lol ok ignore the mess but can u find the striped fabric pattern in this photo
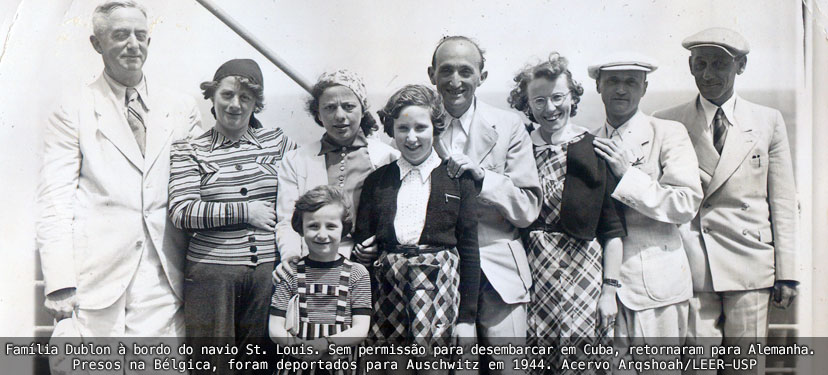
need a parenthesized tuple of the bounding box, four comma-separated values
(169, 126, 295, 265)
(270, 256, 372, 323)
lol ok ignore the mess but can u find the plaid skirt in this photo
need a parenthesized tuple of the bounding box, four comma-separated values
(368, 247, 460, 349)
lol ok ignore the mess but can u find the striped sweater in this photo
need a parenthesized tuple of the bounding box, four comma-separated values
(169, 126, 295, 265)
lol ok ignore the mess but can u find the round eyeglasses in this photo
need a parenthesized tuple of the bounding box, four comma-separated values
(530, 92, 571, 110)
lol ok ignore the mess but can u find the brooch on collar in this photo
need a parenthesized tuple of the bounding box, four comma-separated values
(631, 156, 645, 167)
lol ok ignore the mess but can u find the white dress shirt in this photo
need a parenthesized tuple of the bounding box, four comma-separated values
(603, 116, 633, 142)
(394, 151, 442, 245)
(698, 94, 737, 142)
(602, 111, 647, 165)
(103, 71, 150, 115)
(442, 99, 476, 154)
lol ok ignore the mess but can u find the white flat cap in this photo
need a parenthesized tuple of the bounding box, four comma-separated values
(587, 52, 658, 80)
(682, 27, 750, 57)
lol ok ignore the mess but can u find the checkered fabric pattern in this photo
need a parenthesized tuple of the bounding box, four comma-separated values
(525, 138, 611, 375)
(368, 247, 460, 349)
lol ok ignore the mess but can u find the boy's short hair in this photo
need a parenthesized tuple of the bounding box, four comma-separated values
(291, 185, 353, 237)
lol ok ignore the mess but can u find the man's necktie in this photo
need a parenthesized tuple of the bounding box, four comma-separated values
(713, 107, 728, 155)
(126, 87, 146, 156)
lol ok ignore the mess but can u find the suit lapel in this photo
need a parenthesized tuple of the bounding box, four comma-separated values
(142, 91, 174, 174)
(91, 77, 144, 171)
(685, 97, 719, 179)
(624, 113, 654, 165)
(466, 102, 498, 164)
(707, 99, 756, 195)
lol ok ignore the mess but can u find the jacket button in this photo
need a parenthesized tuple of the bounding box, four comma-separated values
(235, 164, 243, 171)
(240, 187, 248, 196)
(742, 229, 749, 235)
(741, 203, 749, 210)
(702, 227, 710, 234)
(250, 245, 257, 253)
(250, 255, 258, 263)
(249, 235, 256, 242)
(703, 203, 711, 209)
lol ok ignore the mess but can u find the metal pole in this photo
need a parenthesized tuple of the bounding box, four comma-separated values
(195, 0, 314, 94)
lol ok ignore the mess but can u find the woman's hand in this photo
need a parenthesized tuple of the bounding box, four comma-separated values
(248, 200, 276, 231)
(272, 256, 299, 284)
(597, 287, 618, 332)
(352, 236, 379, 264)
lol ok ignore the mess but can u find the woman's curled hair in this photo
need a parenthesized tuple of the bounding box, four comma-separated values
(508, 52, 584, 122)
(377, 84, 446, 137)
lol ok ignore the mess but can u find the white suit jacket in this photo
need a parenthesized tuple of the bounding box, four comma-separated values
(37, 74, 202, 309)
(275, 137, 399, 260)
(654, 95, 798, 291)
(450, 100, 542, 304)
(594, 111, 703, 310)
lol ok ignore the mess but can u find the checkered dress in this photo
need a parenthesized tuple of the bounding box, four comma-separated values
(525, 134, 610, 374)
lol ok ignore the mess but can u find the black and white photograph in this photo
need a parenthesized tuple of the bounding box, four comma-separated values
(1, 0, 827, 374)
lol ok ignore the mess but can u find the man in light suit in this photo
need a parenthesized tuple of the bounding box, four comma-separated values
(37, 1, 201, 337)
(426, 35, 542, 372)
(589, 55, 702, 367)
(654, 28, 798, 374)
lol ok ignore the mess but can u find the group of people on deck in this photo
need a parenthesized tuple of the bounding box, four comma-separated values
(37, 1, 799, 375)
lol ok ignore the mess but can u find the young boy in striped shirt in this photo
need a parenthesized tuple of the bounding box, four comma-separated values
(268, 185, 371, 371)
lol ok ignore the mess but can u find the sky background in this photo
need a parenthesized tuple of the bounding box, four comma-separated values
(0, 0, 807, 338)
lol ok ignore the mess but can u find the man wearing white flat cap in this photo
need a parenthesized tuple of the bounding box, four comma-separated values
(654, 27, 798, 374)
(589, 54, 702, 357)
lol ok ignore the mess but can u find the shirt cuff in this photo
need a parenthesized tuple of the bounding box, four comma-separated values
(351, 308, 372, 316)
(237, 202, 249, 225)
(610, 166, 649, 207)
(269, 306, 286, 317)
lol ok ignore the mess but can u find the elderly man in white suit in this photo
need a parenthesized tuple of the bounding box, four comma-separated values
(654, 28, 798, 375)
(589, 55, 702, 371)
(37, 0, 201, 337)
